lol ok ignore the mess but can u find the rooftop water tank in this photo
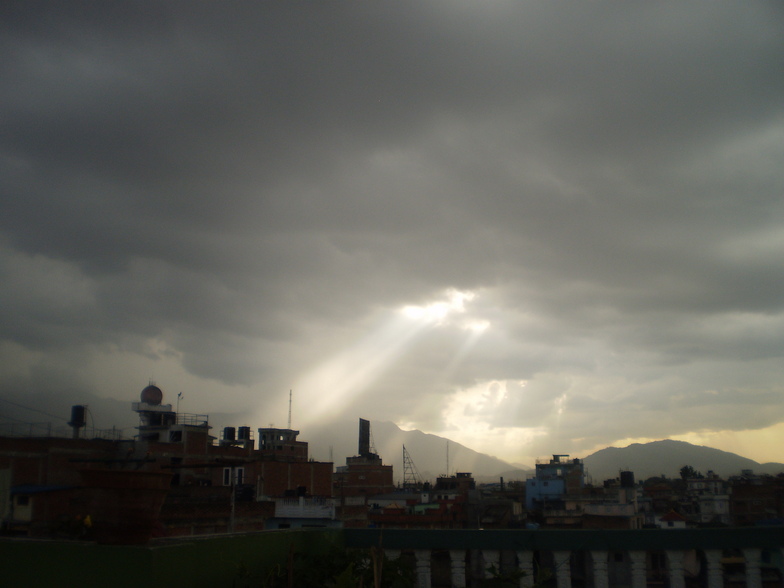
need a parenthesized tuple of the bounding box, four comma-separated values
(620, 471, 635, 488)
(68, 405, 86, 428)
(140, 384, 163, 405)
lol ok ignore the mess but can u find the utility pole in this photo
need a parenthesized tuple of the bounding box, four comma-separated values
(230, 465, 236, 533)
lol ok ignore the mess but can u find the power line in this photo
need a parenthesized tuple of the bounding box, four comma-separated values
(0, 413, 48, 424)
(0, 396, 69, 422)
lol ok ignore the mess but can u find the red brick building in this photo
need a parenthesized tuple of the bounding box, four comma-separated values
(0, 384, 334, 539)
(333, 454, 395, 499)
(729, 472, 784, 526)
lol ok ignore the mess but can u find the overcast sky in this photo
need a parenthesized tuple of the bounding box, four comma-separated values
(2, 2, 784, 466)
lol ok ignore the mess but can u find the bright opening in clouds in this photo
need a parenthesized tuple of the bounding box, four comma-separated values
(441, 380, 549, 463)
(401, 289, 477, 325)
(465, 320, 490, 334)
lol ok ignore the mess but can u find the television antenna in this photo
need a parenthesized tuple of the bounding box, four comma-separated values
(287, 389, 292, 429)
(403, 445, 423, 489)
(369, 423, 377, 454)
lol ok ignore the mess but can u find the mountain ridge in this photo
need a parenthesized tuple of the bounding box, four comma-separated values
(580, 439, 784, 482)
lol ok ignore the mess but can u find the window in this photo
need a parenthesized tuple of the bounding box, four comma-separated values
(224, 467, 245, 486)
(651, 552, 666, 571)
(223, 468, 245, 486)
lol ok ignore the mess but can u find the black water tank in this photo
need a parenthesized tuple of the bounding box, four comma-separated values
(68, 405, 86, 428)
(238, 426, 251, 440)
(224, 427, 236, 441)
(620, 471, 635, 488)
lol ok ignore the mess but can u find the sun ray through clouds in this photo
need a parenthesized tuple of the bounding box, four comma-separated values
(293, 289, 488, 428)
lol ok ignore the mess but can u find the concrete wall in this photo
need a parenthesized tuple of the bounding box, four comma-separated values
(0, 529, 342, 588)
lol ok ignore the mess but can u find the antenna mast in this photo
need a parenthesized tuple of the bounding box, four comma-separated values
(446, 440, 449, 476)
(369, 423, 377, 454)
(287, 390, 292, 429)
(403, 445, 422, 490)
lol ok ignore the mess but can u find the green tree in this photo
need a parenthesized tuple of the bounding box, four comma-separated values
(679, 465, 702, 480)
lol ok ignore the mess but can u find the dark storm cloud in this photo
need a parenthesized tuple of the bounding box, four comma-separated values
(2, 1, 784, 458)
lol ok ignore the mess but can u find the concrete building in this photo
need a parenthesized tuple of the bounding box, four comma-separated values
(525, 454, 585, 511)
(682, 470, 731, 525)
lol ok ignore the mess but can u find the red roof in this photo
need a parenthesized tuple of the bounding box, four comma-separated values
(660, 509, 688, 522)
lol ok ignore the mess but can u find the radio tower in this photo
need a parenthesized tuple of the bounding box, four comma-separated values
(369, 424, 377, 454)
(402, 445, 423, 490)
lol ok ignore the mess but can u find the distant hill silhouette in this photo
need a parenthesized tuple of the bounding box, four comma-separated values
(581, 439, 784, 482)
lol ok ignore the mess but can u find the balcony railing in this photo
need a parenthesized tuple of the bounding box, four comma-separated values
(175, 412, 209, 427)
(274, 496, 336, 519)
(0, 421, 131, 440)
(343, 527, 784, 588)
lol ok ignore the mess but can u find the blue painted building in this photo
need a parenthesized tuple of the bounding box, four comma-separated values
(525, 454, 585, 510)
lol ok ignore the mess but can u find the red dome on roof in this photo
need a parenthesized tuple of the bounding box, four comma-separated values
(140, 384, 163, 405)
